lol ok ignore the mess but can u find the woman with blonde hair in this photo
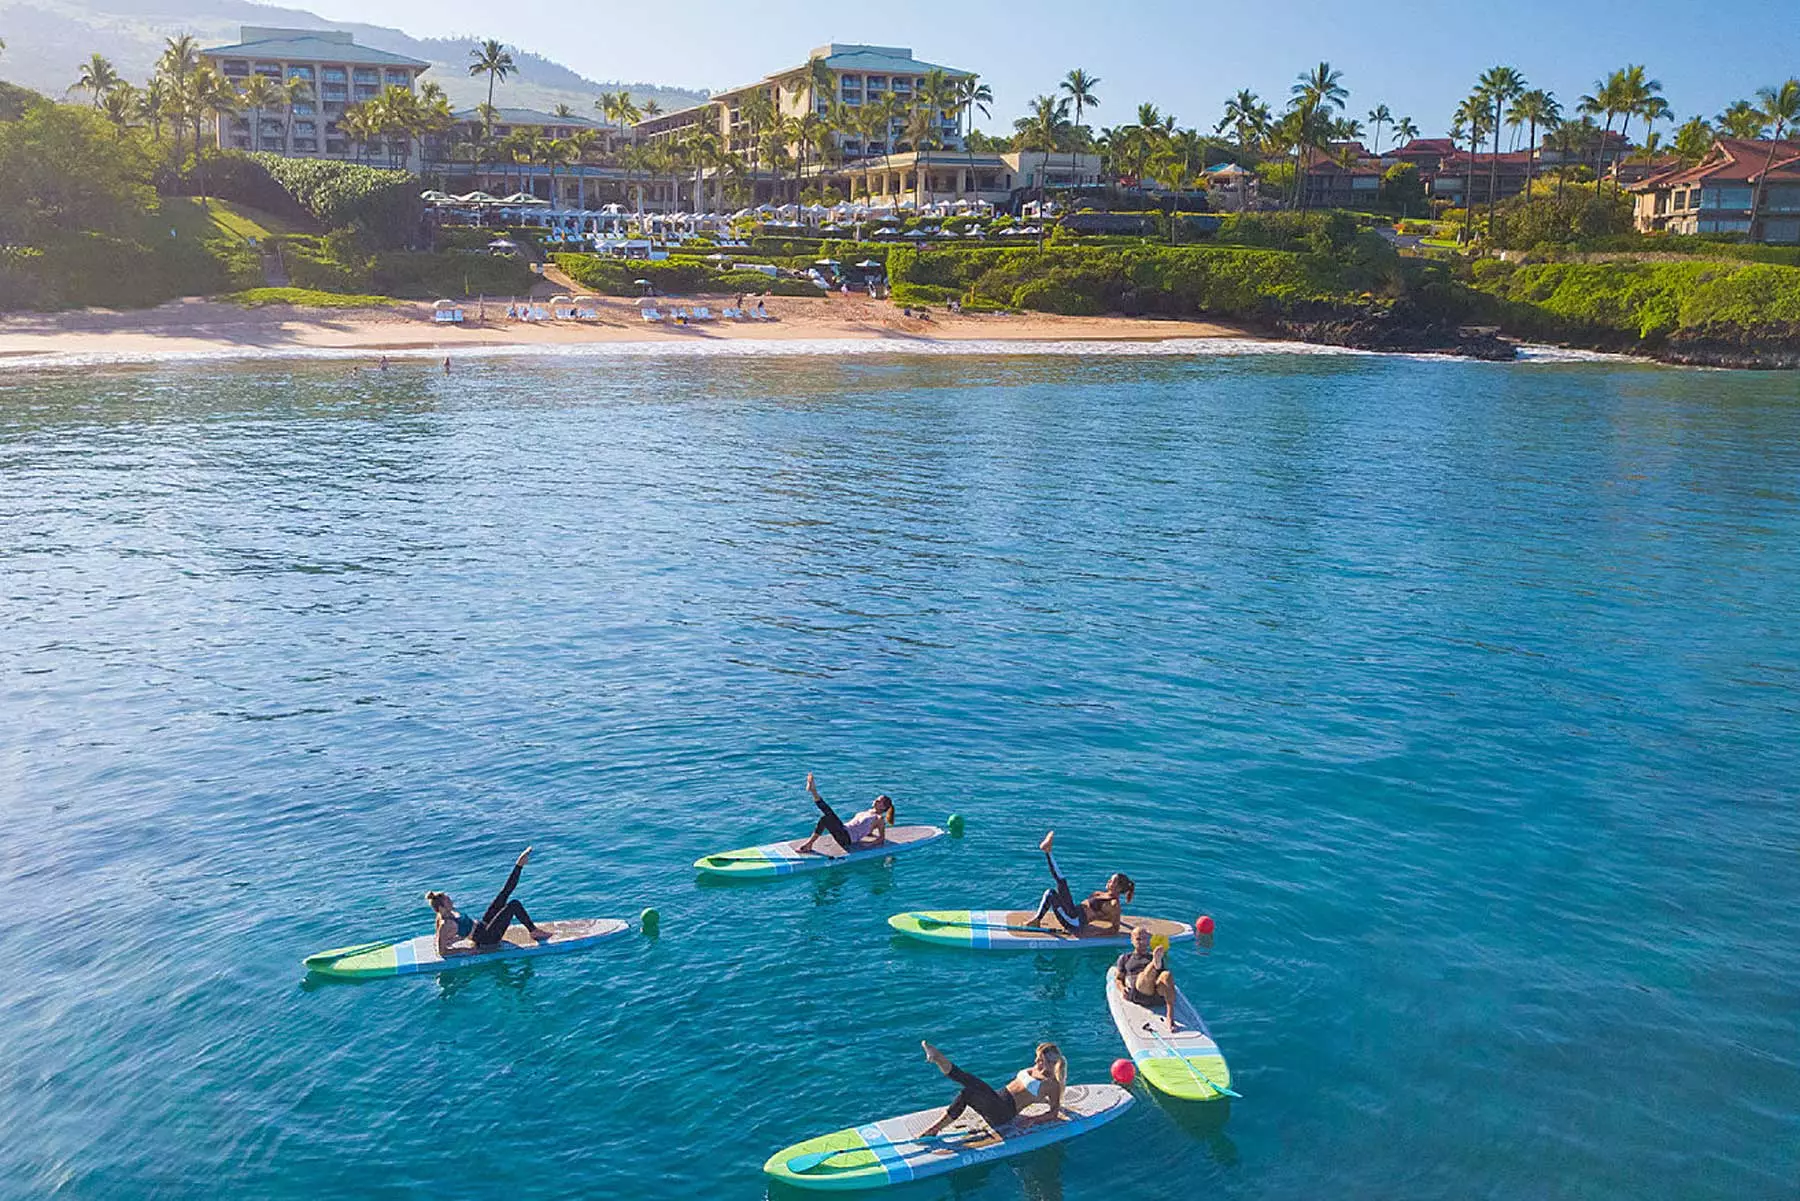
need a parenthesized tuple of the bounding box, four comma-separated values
(917, 1040, 1067, 1137)
(425, 847, 552, 957)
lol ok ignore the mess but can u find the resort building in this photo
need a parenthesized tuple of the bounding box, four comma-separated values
(1297, 144, 1386, 208)
(1629, 137, 1800, 243)
(633, 44, 972, 162)
(199, 27, 429, 165)
(823, 149, 1101, 207)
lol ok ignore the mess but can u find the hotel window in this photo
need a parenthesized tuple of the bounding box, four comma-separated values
(385, 70, 411, 85)
(288, 66, 314, 79)
(222, 60, 249, 77)
(294, 139, 318, 152)
(1701, 186, 1753, 210)
(321, 68, 347, 82)
(1767, 186, 1800, 212)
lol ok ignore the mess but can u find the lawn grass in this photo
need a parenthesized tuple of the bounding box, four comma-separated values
(222, 287, 398, 308)
(150, 197, 301, 245)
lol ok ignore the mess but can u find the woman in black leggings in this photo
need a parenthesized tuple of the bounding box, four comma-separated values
(1024, 830, 1133, 933)
(797, 772, 894, 855)
(918, 1040, 1066, 1136)
(427, 847, 551, 956)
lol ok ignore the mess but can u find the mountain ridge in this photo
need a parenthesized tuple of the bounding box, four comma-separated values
(0, 0, 708, 116)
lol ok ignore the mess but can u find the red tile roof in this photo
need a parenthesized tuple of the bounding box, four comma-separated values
(1628, 137, 1800, 191)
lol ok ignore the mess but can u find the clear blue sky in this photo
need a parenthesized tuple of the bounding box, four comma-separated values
(310, 0, 1797, 139)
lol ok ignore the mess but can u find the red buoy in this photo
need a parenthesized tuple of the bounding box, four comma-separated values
(1110, 1058, 1137, 1086)
(1195, 914, 1215, 936)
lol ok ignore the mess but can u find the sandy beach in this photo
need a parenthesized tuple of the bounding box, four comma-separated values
(0, 294, 1255, 366)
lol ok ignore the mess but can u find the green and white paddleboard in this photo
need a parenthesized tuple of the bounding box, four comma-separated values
(303, 917, 629, 979)
(764, 1082, 1133, 1190)
(694, 824, 944, 879)
(1105, 966, 1234, 1101)
(888, 909, 1192, 951)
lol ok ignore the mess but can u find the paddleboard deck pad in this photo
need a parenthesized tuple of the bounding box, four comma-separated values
(764, 1083, 1133, 1190)
(1105, 966, 1232, 1100)
(694, 825, 943, 878)
(887, 909, 1191, 950)
(303, 918, 629, 978)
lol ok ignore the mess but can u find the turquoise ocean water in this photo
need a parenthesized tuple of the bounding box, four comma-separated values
(1, 348, 1796, 1199)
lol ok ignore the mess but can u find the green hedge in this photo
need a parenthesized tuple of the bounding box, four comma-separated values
(552, 253, 816, 296)
(248, 154, 421, 248)
(886, 244, 1364, 319)
(276, 232, 534, 298)
(1469, 258, 1800, 342)
(0, 230, 259, 310)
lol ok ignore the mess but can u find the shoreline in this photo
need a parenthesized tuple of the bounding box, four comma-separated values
(0, 295, 1257, 369)
(0, 294, 1657, 372)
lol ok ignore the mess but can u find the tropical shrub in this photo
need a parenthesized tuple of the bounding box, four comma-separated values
(1469, 258, 1800, 343)
(248, 154, 421, 247)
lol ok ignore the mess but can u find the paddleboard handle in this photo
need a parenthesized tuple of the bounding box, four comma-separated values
(947, 813, 965, 837)
(640, 907, 660, 937)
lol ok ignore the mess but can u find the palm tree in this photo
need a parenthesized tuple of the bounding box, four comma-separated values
(903, 104, 943, 207)
(1367, 103, 1393, 154)
(1749, 79, 1800, 241)
(1638, 96, 1673, 151)
(1392, 116, 1419, 147)
(158, 34, 199, 159)
(1335, 117, 1365, 143)
(100, 84, 137, 131)
(75, 54, 121, 107)
(1671, 117, 1713, 165)
(1148, 128, 1206, 242)
(1611, 65, 1662, 165)
(1716, 100, 1767, 139)
(1507, 89, 1560, 197)
(1578, 72, 1624, 177)
(238, 74, 280, 152)
(1290, 62, 1348, 209)
(1218, 90, 1271, 154)
(954, 75, 993, 200)
(468, 39, 515, 138)
(1452, 93, 1490, 242)
(1475, 67, 1526, 239)
(281, 75, 314, 152)
(1060, 68, 1101, 190)
(138, 78, 168, 143)
(192, 65, 239, 201)
(1015, 93, 1071, 231)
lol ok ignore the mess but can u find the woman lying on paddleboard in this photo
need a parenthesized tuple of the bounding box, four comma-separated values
(797, 772, 894, 855)
(426, 847, 551, 955)
(1023, 831, 1133, 933)
(918, 1040, 1065, 1137)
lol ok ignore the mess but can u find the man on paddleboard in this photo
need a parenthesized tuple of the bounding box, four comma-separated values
(1116, 926, 1180, 1032)
(797, 773, 893, 855)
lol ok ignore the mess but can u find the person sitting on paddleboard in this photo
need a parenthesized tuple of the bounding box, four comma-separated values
(426, 847, 552, 955)
(1116, 925, 1180, 1032)
(796, 772, 894, 855)
(1023, 830, 1133, 933)
(918, 1040, 1065, 1137)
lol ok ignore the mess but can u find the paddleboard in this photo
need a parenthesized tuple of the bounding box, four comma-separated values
(303, 917, 629, 979)
(694, 825, 944, 879)
(1105, 966, 1233, 1101)
(887, 909, 1191, 950)
(763, 1082, 1133, 1190)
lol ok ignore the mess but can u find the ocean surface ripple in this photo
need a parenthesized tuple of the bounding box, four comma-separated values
(1, 352, 1796, 1199)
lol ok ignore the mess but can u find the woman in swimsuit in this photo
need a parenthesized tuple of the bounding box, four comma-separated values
(1024, 831, 1133, 933)
(918, 1040, 1065, 1137)
(797, 772, 894, 855)
(426, 847, 552, 957)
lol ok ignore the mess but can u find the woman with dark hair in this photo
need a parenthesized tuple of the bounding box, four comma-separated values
(425, 847, 551, 956)
(1024, 831, 1134, 933)
(797, 772, 895, 855)
(918, 1040, 1066, 1137)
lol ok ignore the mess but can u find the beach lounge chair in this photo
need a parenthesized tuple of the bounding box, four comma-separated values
(692, 306, 714, 321)
(721, 307, 742, 320)
(754, 305, 774, 321)
(672, 307, 692, 323)
(640, 307, 664, 322)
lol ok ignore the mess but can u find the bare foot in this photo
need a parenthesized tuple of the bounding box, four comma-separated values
(1038, 831, 1055, 854)
(921, 1041, 950, 1071)
(530, 927, 554, 942)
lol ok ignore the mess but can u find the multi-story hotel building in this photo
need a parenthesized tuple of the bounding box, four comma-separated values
(1630, 137, 1800, 243)
(199, 27, 430, 166)
(634, 44, 971, 162)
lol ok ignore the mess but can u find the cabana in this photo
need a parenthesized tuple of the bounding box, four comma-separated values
(573, 294, 600, 319)
(432, 298, 464, 323)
